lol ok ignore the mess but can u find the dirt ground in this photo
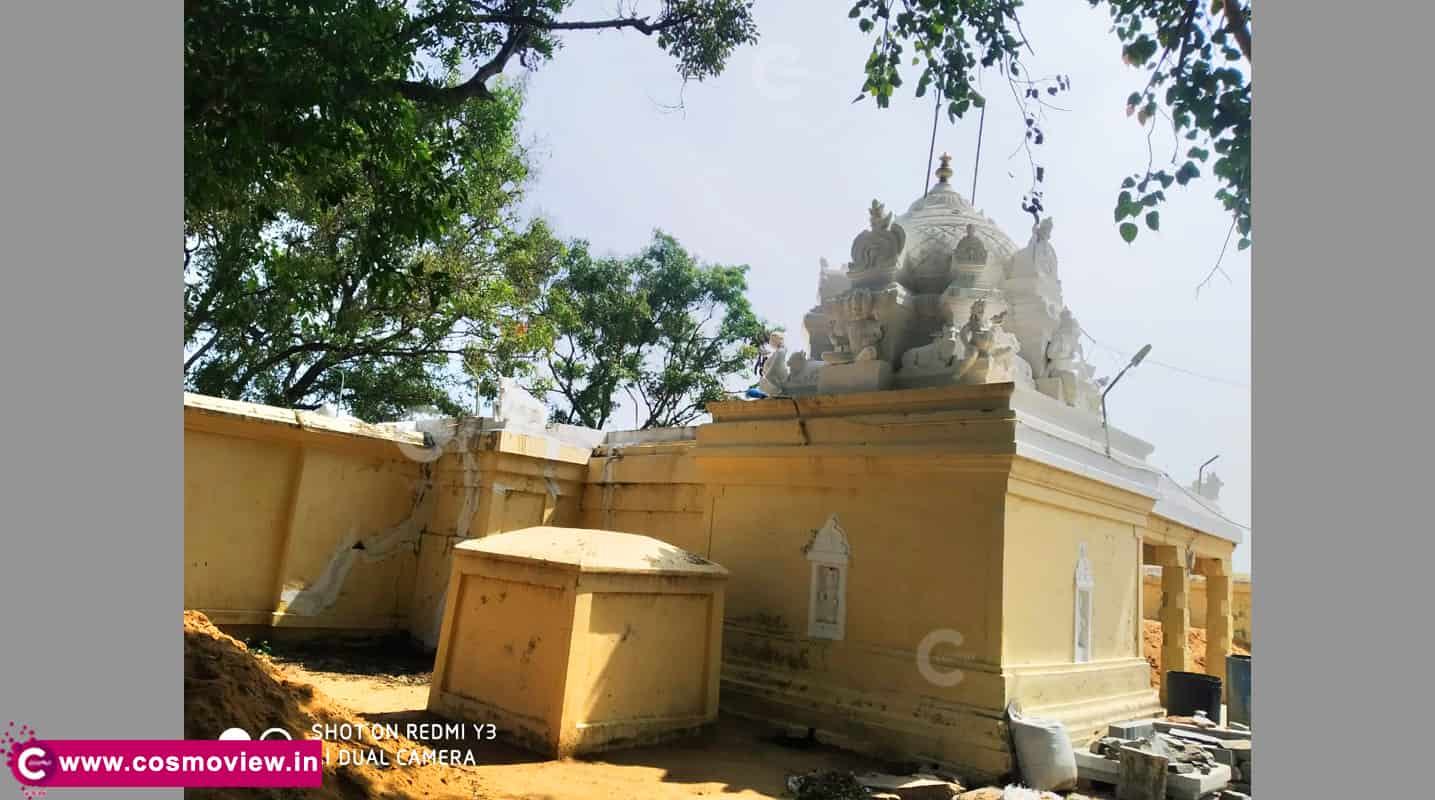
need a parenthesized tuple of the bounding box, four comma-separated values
(190, 615, 1129, 800)
(268, 650, 887, 799)
(1141, 620, 1251, 689)
(260, 637, 1128, 800)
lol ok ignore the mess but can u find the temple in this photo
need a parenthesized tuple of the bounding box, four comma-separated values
(183, 152, 1245, 783)
(763, 153, 1102, 410)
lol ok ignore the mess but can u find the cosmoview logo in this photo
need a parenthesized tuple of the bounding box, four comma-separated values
(13, 744, 54, 784)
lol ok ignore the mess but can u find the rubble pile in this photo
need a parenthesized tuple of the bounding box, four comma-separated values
(1075, 713, 1253, 799)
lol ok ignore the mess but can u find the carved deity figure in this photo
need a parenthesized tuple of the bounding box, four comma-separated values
(758, 330, 791, 396)
(990, 311, 1034, 386)
(1044, 308, 1094, 406)
(849, 200, 905, 276)
(953, 300, 997, 383)
(843, 289, 885, 361)
(784, 351, 825, 390)
(1031, 218, 1056, 274)
(823, 318, 854, 364)
(1009, 216, 1059, 280)
(900, 321, 962, 374)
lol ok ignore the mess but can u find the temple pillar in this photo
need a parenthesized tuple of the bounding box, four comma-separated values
(1153, 545, 1190, 708)
(1199, 558, 1235, 706)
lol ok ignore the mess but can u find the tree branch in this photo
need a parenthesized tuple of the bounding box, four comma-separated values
(392, 24, 532, 105)
(1220, 0, 1252, 61)
(465, 11, 695, 35)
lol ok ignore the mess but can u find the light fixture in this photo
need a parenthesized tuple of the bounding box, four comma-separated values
(1101, 344, 1152, 457)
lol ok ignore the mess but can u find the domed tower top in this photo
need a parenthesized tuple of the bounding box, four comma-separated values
(897, 153, 1019, 287)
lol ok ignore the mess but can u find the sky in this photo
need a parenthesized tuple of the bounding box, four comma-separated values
(502, 1, 1252, 572)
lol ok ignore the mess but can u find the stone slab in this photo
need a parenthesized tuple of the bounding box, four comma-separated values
(1116, 746, 1167, 800)
(1075, 752, 1230, 800)
(1165, 764, 1230, 800)
(1075, 750, 1121, 784)
(1109, 719, 1157, 740)
(1153, 720, 1250, 741)
(818, 359, 893, 395)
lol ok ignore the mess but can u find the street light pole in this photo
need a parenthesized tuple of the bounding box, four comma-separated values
(1198, 454, 1221, 495)
(1101, 344, 1152, 457)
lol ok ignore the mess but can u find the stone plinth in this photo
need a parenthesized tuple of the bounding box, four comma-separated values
(428, 527, 728, 758)
(696, 384, 1165, 782)
(818, 359, 893, 395)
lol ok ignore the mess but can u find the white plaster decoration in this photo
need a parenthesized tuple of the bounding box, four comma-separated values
(784, 152, 1120, 412)
(759, 330, 825, 397)
(1074, 542, 1095, 663)
(899, 320, 963, 375)
(849, 200, 906, 289)
(1009, 218, 1058, 280)
(804, 514, 851, 641)
(1041, 308, 1101, 410)
(990, 311, 1036, 389)
(496, 377, 549, 430)
(758, 330, 792, 396)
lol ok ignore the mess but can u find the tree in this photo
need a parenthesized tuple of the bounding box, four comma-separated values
(185, 0, 760, 417)
(539, 232, 765, 430)
(190, 0, 1249, 265)
(845, 0, 1251, 250)
(184, 86, 562, 420)
(186, 0, 758, 233)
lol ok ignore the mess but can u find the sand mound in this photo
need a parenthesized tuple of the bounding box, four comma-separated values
(1142, 620, 1250, 689)
(183, 611, 480, 800)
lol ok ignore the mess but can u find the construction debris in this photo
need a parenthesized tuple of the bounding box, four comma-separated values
(786, 770, 870, 800)
(1078, 715, 1249, 799)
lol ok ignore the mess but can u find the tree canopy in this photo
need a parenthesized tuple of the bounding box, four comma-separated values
(184, 86, 561, 419)
(188, 0, 1250, 250)
(186, 0, 758, 233)
(184, 0, 1252, 420)
(538, 232, 765, 430)
(847, 0, 1252, 249)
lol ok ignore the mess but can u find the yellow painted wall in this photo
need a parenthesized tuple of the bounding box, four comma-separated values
(184, 400, 428, 631)
(184, 399, 589, 644)
(1143, 570, 1252, 646)
(580, 444, 707, 554)
(1001, 466, 1147, 666)
(184, 430, 300, 613)
(406, 430, 588, 648)
(187, 388, 1239, 774)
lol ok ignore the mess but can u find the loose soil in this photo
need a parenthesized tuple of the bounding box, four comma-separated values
(185, 610, 482, 799)
(186, 612, 1138, 799)
(1142, 620, 1250, 689)
(187, 612, 900, 799)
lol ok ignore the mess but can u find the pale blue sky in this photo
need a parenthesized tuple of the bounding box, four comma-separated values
(504, 1, 1252, 571)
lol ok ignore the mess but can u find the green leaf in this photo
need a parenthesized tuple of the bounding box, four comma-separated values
(1237, 237, 1251, 250)
(1119, 222, 1139, 243)
(1145, 211, 1160, 231)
